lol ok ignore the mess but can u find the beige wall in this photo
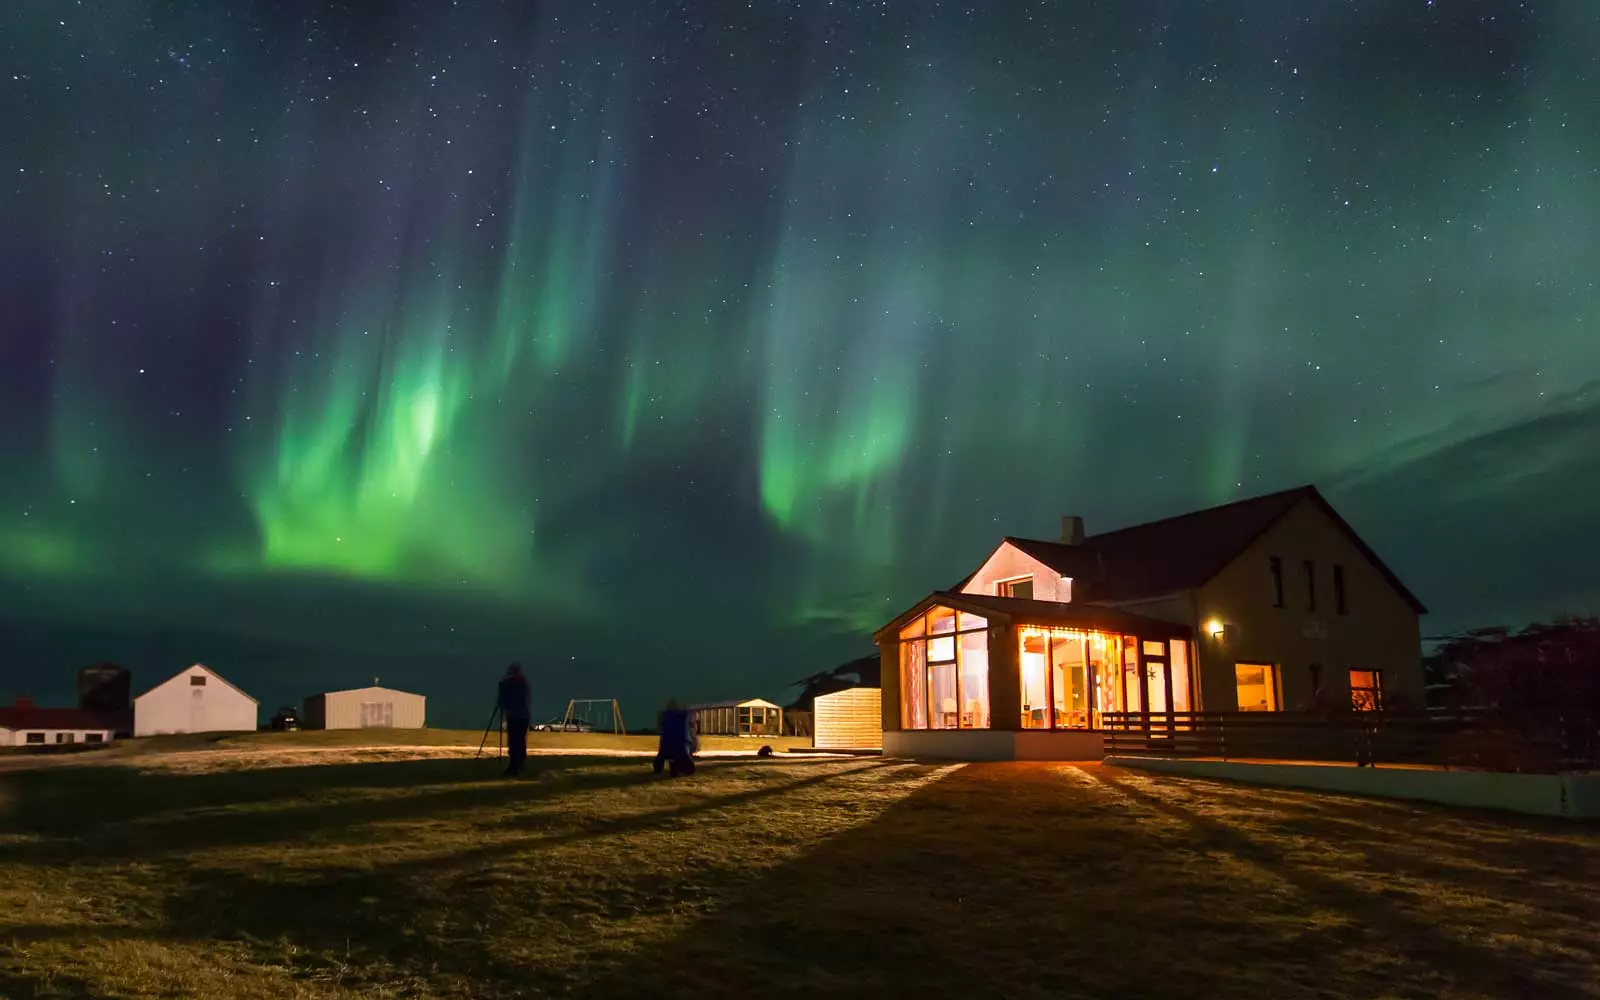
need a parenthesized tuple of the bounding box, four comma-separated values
(318, 688, 426, 729)
(813, 688, 883, 749)
(1193, 498, 1424, 712)
(879, 643, 901, 731)
(960, 543, 1072, 601)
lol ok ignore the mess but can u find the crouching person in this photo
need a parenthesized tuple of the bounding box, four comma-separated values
(653, 700, 697, 777)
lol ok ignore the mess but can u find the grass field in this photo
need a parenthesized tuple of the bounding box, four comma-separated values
(1, 739, 1596, 999)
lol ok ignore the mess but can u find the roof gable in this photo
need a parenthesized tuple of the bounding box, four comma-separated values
(988, 485, 1425, 614)
(135, 663, 259, 704)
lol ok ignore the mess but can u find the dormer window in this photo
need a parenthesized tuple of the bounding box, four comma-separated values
(997, 576, 1034, 600)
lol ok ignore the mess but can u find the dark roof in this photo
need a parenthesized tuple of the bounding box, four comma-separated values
(999, 485, 1426, 613)
(876, 591, 1193, 642)
(0, 706, 126, 731)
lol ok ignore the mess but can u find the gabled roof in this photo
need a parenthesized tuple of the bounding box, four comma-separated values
(134, 663, 259, 704)
(690, 698, 783, 711)
(875, 591, 1193, 642)
(0, 706, 125, 731)
(314, 685, 425, 699)
(996, 485, 1426, 614)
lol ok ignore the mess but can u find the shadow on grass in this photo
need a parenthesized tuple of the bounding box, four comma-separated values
(573, 762, 1600, 1000)
(0, 754, 860, 864)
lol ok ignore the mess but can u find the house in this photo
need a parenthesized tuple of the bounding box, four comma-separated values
(133, 664, 259, 736)
(875, 485, 1426, 761)
(0, 698, 119, 747)
(691, 698, 784, 737)
(303, 684, 426, 730)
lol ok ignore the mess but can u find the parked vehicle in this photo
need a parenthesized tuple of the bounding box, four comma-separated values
(531, 716, 595, 733)
(270, 707, 301, 732)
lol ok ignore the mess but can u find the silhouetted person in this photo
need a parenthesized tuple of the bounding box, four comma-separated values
(654, 699, 696, 777)
(498, 663, 532, 777)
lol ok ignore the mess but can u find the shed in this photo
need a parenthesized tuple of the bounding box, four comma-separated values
(133, 664, 258, 737)
(691, 698, 783, 737)
(303, 685, 426, 730)
(812, 687, 883, 751)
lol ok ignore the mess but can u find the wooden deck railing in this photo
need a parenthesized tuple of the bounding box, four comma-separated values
(1100, 710, 1597, 773)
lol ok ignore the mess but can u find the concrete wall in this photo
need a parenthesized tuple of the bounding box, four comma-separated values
(134, 665, 258, 736)
(885, 729, 1105, 761)
(1194, 498, 1424, 712)
(1108, 756, 1600, 820)
(317, 687, 427, 729)
(959, 543, 1071, 601)
(0, 727, 114, 747)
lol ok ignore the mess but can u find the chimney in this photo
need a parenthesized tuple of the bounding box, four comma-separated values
(14, 696, 35, 710)
(1059, 515, 1084, 546)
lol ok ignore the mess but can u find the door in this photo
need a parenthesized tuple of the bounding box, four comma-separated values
(360, 701, 394, 728)
(1140, 640, 1175, 737)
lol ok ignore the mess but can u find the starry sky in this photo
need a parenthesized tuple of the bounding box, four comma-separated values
(2, 1, 1597, 726)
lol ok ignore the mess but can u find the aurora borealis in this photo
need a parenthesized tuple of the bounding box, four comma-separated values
(3, 2, 1598, 723)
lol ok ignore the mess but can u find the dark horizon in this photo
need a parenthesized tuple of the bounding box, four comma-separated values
(3, 2, 1597, 727)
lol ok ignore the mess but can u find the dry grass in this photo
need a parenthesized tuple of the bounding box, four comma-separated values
(0, 749, 1596, 999)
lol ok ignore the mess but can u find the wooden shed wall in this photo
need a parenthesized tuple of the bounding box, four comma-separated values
(813, 688, 883, 750)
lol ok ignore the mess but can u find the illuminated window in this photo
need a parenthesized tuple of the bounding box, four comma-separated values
(1020, 630, 1049, 729)
(997, 576, 1033, 599)
(1269, 557, 1284, 608)
(1350, 669, 1383, 711)
(1234, 663, 1280, 712)
(898, 605, 990, 731)
(1334, 564, 1348, 615)
(1169, 640, 1192, 712)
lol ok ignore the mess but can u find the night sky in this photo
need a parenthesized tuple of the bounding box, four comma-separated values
(2, 1, 1596, 726)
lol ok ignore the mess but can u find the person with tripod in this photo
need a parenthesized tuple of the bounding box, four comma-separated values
(497, 662, 533, 777)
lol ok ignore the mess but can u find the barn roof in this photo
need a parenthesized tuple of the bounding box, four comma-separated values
(0, 706, 125, 731)
(134, 663, 259, 703)
(993, 484, 1426, 613)
(313, 685, 425, 699)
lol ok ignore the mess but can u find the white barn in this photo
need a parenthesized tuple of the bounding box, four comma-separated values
(302, 685, 426, 730)
(134, 664, 258, 736)
(0, 702, 119, 747)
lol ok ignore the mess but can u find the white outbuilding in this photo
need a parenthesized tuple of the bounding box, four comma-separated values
(302, 684, 426, 730)
(134, 664, 259, 736)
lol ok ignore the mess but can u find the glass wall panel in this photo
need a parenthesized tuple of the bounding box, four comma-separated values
(959, 630, 991, 728)
(1144, 659, 1169, 714)
(1170, 640, 1192, 712)
(899, 615, 925, 640)
(900, 640, 927, 729)
(1143, 640, 1167, 658)
(928, 605, 957, 634)
(1019, 630, 1050, 728)
(1089, 633, 1118, 726)
(1051, 635, 1090, 729)
(957, 612, 988, 632)
(930, 661, 958, 729)
(1123, 639, 1141, 713)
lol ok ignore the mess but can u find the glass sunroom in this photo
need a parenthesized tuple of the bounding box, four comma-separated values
(876, 591, 1195, 760)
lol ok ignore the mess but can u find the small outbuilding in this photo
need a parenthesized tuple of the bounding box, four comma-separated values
(134, 664, 259, 737)
(302, 684, 426, 730)
(812, 687, 883, 751)
(691, 698, 783, 737)
(0, 699, 119, 747)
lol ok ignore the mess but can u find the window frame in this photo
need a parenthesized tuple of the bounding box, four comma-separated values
(1269, 556, 1285, 608)
(1333, 564, 1348, 615)
(1233, 662, 1282, 712)
(1349, 668, 1383, 712)
(897, 607, 992, 731)
(996, 575, 1034, 600)
(1303, 559, 1316, 612)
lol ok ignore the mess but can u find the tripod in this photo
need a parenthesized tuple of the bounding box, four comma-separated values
(475, 703, 503, 759)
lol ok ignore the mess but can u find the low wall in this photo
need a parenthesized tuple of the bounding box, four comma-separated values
(884, 730, 1105, 761)
(1106, 756, 1600, 820)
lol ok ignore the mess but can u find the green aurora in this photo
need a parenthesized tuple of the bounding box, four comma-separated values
(2, 1, 1598, 720)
